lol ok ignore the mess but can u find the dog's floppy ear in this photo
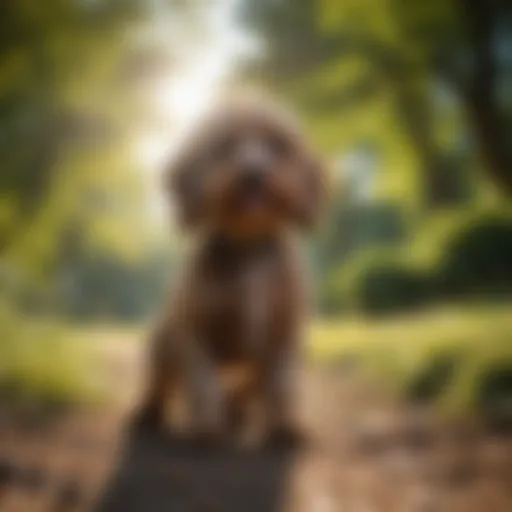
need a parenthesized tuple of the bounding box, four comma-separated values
(293, 153, 328, 230)
(164, 138, 205, 229)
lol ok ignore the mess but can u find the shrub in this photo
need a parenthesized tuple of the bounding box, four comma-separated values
(318, 210, 512, 316)
(405, 351, 460, 404)
(356, 263, 432, 315)
(476, 364, 512, 433)
(310, 304, 512, 420)
(438, 216, 512, 298)
(320, 248, 432, 316)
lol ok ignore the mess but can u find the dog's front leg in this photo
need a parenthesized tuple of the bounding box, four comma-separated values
(132, 319, 177, 432)
(184, 340, 226, 443)
(261, 344, 303, 447)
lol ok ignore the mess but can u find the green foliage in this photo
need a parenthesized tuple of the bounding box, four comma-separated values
(438, 216, 512, 298)
(356, 263, 431, 315)
(319, 248, 388, 313)
(60, 248, 174, 322)
(320, 247, 430, 315)
(320, 208, 512, 316)
(241, 0, 486, 207)
(476, 364, 512, 431)
(315, 198, 407, 274)
(309, 304, 512, 419)
(243, 0, 512, 329)
(0, 301, 100, 409)
(0, 0, 200, 407)
(0, 0, 192, 274)
(405, 350, 460, 404)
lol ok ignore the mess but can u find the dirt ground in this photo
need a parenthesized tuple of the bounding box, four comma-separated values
(0, 340, 511, 512)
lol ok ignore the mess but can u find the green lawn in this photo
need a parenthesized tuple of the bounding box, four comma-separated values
(0, 302, 104, 410)
(309, 303, 512, 418)
(2, 302, 512, 422)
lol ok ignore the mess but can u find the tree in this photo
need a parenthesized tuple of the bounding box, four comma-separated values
(455, 0, 512, 195)
(0, 0, 200, 280)
(240, 0, 512, 201)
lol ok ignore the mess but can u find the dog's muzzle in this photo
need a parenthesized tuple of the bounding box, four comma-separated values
(227, 138, 277, 213)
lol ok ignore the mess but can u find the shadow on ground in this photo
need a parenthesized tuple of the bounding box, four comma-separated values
(97, 429, 296, 512)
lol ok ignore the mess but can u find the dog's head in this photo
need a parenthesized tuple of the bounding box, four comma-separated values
(165, 98, 327, 239)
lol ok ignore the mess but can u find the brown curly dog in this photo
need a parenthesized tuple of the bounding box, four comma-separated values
(134, 97, 327, 447)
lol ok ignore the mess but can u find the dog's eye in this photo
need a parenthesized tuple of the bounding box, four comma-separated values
(212, 135, 236, 161)
(268, 134, 290, 158)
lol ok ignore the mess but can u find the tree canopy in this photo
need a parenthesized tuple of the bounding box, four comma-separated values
(240, 0, 512, 206)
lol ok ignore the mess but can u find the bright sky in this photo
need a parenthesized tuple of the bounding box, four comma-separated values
(136, 0, 256, 225)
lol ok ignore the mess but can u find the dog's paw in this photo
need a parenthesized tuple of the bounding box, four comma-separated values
(128, 406, 163, 436)
(265, 424, 308, 451)
(226, 403, 247, 436)
(183, 426, 228, 453)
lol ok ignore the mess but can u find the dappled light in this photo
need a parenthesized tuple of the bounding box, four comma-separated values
(1, 0, 511, 510)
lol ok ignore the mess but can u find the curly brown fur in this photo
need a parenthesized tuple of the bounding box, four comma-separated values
(134, 98, 327, 446)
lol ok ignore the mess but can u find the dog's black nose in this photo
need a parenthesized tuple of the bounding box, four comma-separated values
(241, 167, 266, 191)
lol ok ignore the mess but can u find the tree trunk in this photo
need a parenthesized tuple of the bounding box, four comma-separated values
(392, 79, 464, 208)
(458, 0, 512, 195)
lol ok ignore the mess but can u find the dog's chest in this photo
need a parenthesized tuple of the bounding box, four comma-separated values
(199, 258, 282, 361)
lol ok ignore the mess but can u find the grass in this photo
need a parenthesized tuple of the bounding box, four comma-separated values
(2, 299, 512, 424)
(0, 300, 105, 412)
(308, 303, 512, 419)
